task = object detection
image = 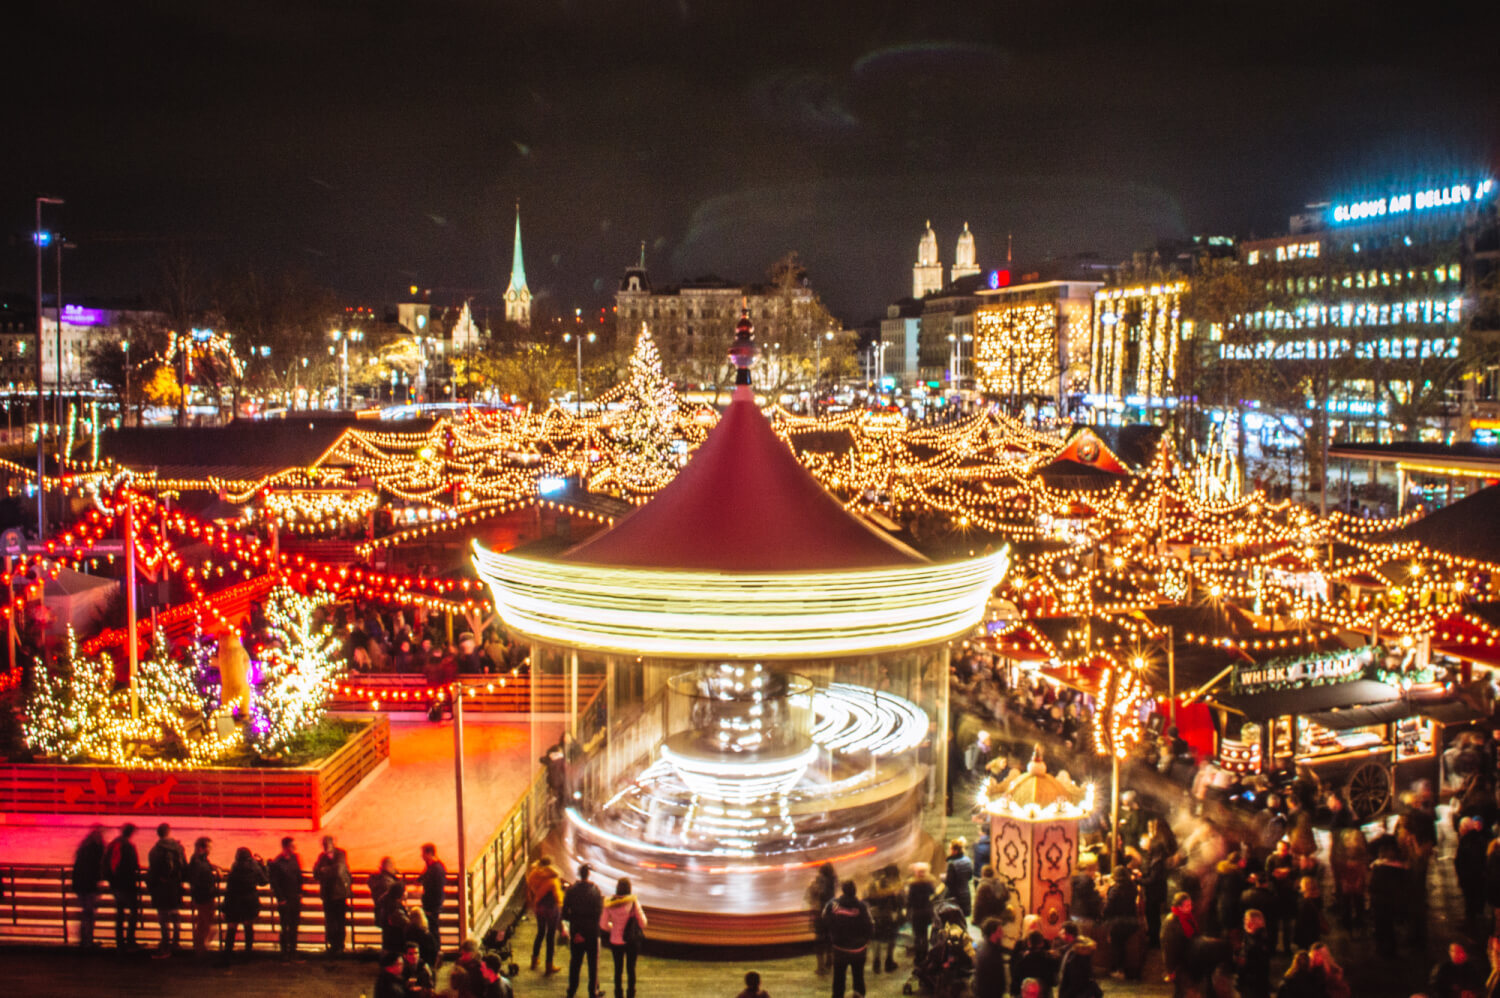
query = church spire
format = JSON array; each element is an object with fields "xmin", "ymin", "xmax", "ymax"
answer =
[{"xmin": 504, "ymin": 202, "xmax": 532, "ymax": 326}]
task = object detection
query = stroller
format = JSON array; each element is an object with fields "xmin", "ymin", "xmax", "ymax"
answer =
[
  {"xmin": 903, "ymin": 901, "xmax": 974, "ymax": 997},
  {"xmin": 480, "ymin": 910, "xmax": 524, "ymax": 978}
]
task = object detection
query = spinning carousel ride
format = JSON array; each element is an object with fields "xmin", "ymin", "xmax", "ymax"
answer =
[{"xmin": 474, "ymin": 312, "xmax": 1009, "ymax": 943}]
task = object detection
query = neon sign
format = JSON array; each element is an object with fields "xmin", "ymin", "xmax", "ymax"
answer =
[
  {"xmin": 1331, "ymin": 179, "xmax": 1494, "ymax": 225},
  {"xmin": 61, "ymin": 305, "xmax": 105, "ymax": 326}
]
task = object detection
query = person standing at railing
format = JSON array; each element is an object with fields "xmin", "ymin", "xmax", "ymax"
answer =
[
  {"xmin": 104, "ymin": 822, "xmax": 142, "ymax": 950},
  {"xmin": 269, "ymin": 836, "xmax": 304, "ymax": 958},
  {"xmin": 526, "ymin": 855, "xmax": 564, "ymax": 974},
  {"xmin": 562, "ymin": 863, "xmax": 604, "ymax": 998},
  {"xmin": 146, "ymin": 822, "xmax": 187, "ymax": 956},
  {"xmin": 419, "ymin": 843, "xmax": 447, "ymax": 955},
  {"xmin": 221, "ymin": 847, "xmax": 269, "ymax": 959},
  {"xmin": 187, "ymin": 837, "xmax": 219, "ymax": 953},
  {"xmin": 313, "ymin": 834, "xmax": 354, "ymax": 954},
  {"xmin": 70, "ymin": 824, "xmax": 106, "ymax": 949}
]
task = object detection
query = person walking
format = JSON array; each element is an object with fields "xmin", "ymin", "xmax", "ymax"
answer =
[
  {"xmin": 268, "ymin": 836, "xmax": 304, "ymax": 958},
  {"xmin": 525, "ymin": 855, "xmax": 564, "ymax": 973},
  {"xmin": 146, "ymin": 822, "xmax": 187, "ymax": 956},
  {"xmin": 1455, "ymin": 817, "xmax": 1488, "ymax": 935},
  {"xmin": 419, "ymin": 843, "xmax": 448, "ymax": 954},
  {"xmin": 944, "ymin": 837, "xmax": 974, "ymax": 921},
  {"xmin": 187, "ymin": 837, "xmax": 220, "ymax": 953},
  {"xmin": 1367, "ymin": 842, "xmax": 1407, "ymax": 955},
  {"xmin": 599, "ymin": 876, "xmax": 646, "ymax": 998},
  {"xmin": 905, "ymin": 861, "xmax": 940, "ymax": 968},
  {"xmin": 104, "ymin": 822, "xmax": 142, "ymax": 950},
  {"xmin": 821, "ymin": 880, "xmax": 873, "ymax": 998},
  {"xmin": 70, "ymin": 825, "xmax": 106, "ymax": 949},
  {"xmin": 806, "ymin": 862, "xmax": 838, "ymax": 975},
  {"xmin": 1103, "ymin": 866, "xmax": 1141, "ymax": 980},
  {"xmin": 221, "ymin": 846, "xmax": 268, "ymax": 958},
  {"xmin": 561, "ymin": 863, "xmax": 604, "ymax": 998},
  {"xmin": 864, "ymin": 864, "xmax": 903, "ymax": 975},
  {"xmin": 313, "ymin": 834, "xmax": 353, "ymax": 954},
  {"xmin": 1161, "ymin": 892, "xmax": 1197, "ymax": 994}
]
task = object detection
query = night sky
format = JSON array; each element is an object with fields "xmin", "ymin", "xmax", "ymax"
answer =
[{"xmin": 6, "ymin": 0, "xmax": 1498, "ymax": 324}]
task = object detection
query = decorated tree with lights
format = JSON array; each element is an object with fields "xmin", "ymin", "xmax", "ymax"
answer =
[
  {"xmin": 611, "ymin": 324, "xmax": 679, "ymax": 484},
  {"xmin": 247, "ymin": 586, "xmax": 343, "ymax": 756}
]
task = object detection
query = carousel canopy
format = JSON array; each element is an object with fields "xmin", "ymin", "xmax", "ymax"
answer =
[{"xmin": 561, "ymin": 393, "xmax": 925, "ymax": 572}]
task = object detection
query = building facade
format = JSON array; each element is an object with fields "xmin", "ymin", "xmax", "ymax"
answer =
[
  {"xmin": 503, "ymin": 206, "xmax": 532, "ymax": 327},
  {"xmin": 974, "ymin": 280, "xmax": 1101, "ymax": 408}
]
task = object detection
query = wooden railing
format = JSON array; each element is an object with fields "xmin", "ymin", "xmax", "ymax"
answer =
[
  {"xmin": 0, "ymin": 717, "xmax": 388, "ymax": 826},
  {"xmin": 0, "ymin": 861, "xmax": 455, "ymax": 952},
  {"xmin": 329, "ymin": 672, "xmax": 605, "ymax": 714}
]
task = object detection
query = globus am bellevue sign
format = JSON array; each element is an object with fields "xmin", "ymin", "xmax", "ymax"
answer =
[
  {"xmin": 1331, "ymin": 179, "xmax": 1495, "ymax": 225},
  {"xmin": 1231, "ymin": 645, "xmax": 1378, "ymax": 695}
]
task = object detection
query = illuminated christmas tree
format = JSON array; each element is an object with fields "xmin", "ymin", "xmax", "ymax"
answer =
[
  {"xmin": 612, "ymin": 323, "xmax": 679, "ymax": 484},
  {"xmin": 247, "ymin": 586, "xmax": 343, "ymax": 755}
]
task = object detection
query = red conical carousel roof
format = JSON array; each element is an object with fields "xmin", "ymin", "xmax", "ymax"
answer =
[{"xmin": 561, "ymin": 392, "xmax": 925, "ymax": 572}]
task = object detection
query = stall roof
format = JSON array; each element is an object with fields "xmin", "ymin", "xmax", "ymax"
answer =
[
  {"xmin": 1382, "ymin": 485, "xmax": 1500, "ymax": 567},
  {"xmin": 1213, "ymin": 679, "xmax": 1401, "ymax": 721}
]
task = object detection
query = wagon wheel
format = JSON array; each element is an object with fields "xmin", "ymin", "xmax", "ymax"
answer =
[{"xmin": 1345, "ymin": 761, "xmax": 1392, "ymax": 820}]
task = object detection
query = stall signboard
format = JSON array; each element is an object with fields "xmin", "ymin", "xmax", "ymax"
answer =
[{"xmin": 1231, "ymin": 645, "xmax": 1378, "ymax": 695}]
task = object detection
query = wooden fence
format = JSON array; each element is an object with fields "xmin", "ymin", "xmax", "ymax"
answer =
[
  {"xmin": 329, "ymin": 672, "xmax": 604, "ymax": 714},
  {"xmin": 0, "ymin": 860, "xmax": 456, "ymax": 952},
  {"xmin": 0, "ymin": 716, "xmax": 389, "ymax": 826},
  {"xmin": 464, "ymin": 766, "xmax": 551, "ymax": 938}
]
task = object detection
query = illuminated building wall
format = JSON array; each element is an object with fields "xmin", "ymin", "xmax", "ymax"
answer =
[
  {"xmin": 974, "ymin": 280, "xmax": 1100, "ymax": 404},
  {"xmin": 1088, "ymin": 281, "xmax": 1188, "ymax": 405}
]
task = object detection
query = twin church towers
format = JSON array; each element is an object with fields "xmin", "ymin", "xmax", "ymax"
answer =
[{"xmin": 913, "ymin": 220, "xmax": 980, "ymax": 299}]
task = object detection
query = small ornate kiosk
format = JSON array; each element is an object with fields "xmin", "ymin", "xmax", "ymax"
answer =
[{"xmin": 984, "ymin": 746, "xmax": 1093, "ymax": 938}]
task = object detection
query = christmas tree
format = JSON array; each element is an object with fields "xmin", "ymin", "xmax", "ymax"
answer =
[
  {"xmin": 248, "ymin": 586, "xmax": 343, "ymax": 755},
  {"xmin": 612, "ymin": 324, "xmax": 679, "ymax": 484}
]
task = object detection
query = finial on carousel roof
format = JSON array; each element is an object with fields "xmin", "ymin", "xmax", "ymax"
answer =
[
  {"xmin": 1028, "ymin": 743, "xmax": 1046, "ymax": 775},
  {"xmin": 729, "ymin": 306, "xmax": 756, "ymax": 393}
]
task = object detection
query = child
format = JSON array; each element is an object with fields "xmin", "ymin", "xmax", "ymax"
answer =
[{"xmin": 735, "ymin": 970, "xmax": 771, "ymax": 998}]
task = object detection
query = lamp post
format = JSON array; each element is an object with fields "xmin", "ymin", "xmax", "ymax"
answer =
[
  {"xmin": 33, "ymin": 195, "xmax": 63, "ymax": 542},
  {"xmin": 121, "ymin": 340, "xmax": 130, "ymax": 427},
  {"xmin": 563, "ymin": 329, "xmax": 595, "ymax": 416},
  {"xmin": 812, "ymin": 329, "xmax": 834, "ymax": 411}
]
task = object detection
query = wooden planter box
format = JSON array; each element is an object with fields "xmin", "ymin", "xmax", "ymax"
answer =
[{"xmin": 0, "ymin": 715, "xmax": 389, "ymax": 828}]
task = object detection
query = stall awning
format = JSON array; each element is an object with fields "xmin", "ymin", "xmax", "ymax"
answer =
[
  {"xmin": 1304, "ymin": 699, "xmax": 1414, "ymax": 730},
  {"xmin": 1213, "ymin": 679, "xmax": 1402, "ymax": 722}
]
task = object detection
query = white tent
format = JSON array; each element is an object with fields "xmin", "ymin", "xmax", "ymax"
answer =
[{"xmin": 41, "ymin": 567, "xmax": 120, "ymax": 637}]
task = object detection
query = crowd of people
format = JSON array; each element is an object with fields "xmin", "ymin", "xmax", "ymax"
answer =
[{"xmin": 69, "ymin": 825, "xmax": 450, "ymax": 967}]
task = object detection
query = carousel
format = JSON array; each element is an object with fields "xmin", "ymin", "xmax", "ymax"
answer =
[{"xmin": 474, "ymin": 312, "xmax": 1009, "ymax": 943}]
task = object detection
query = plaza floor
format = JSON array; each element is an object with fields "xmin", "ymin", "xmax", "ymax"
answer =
[{"xmin": 0, "ymin": 717, "xmax": 560, "ymax": 870}]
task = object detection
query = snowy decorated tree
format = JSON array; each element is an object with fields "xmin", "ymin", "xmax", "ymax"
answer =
[{"xmin": 248, "ymin": 586, "xmax": 344, "ymax": 755}]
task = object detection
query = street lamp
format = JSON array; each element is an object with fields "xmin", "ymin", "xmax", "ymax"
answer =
[
  {"xmin": 812, "ymin": 329, "xmax": 835, "ymax": 410},
  {"xmin": 121, "ymin": 340, "xmax": 130, "ymax": 427},
  {"xmin": 33, "ymin": 195, "xmax": 63, "ymax": 541},
  {"xmin": 562, "ymin": 329, "xmax": 596, "ymax": 415}
]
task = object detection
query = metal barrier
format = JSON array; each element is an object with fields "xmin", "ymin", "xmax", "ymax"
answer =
[
  {"xmin": 0, "ymin": 862, "xmax": 455, "ymax": 952},
  {"xmin": 464, "ymin": 766, "xmax": 550, "ymax": 938}
]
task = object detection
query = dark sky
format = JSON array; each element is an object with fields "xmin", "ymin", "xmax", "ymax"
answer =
[{"xmin": 5, "ymin": 0, "xmax": 1498, "ymax": 324}]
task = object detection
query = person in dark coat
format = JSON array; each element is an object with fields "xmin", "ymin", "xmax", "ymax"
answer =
[
  {"xmin": 419, "ymin": 843, "xmax": 447, "ymax": 954},
  {"xmin": 905, "ymin": 862, "xmax": 940, "ymax": 968},
  {"xmin": 1275, "ymin": 950, "xmax": 1320, "ymax": 998},
  {"xmin": 222, "ymin": 847, "xmax": 269, "ymax": 955},
  {"xmin": 1161, "ymin": 892, "xmax": 1198, "ymax": 992},
  {"xmin": 404, "ymin": 908, "xmax": 440, "ymax": 972},
  {"xmin": 1055, "ymin": 921, "xmax": 1099, "ymax": 998},
  {"xmin": 187, "ymin": 837, "xmax": 220, "ymax": 953},
  {"xmin": 400, "ymin": 939, "xmax": 436, "ymax": 994},
  {"xmin": 1264, "ymin": 839, "xmax": 1298, "ymax": 954},
  {"xmin": 1103, "ymin": 867, "xmax": 1141, "ymax": 979},
  {"xmin": 1240, "ymin": 872, "xmax": 1279, "ymax": 955},
  {"xmin": 70, "ymin": 825, "xmax": 106, "ymax": 949},
  {"xmin": 807, "ymin": 862, "xmax": 838, "ymax": 975},
  {"xmin": 1010, "ymin": 927, "xmax": 1057, "ymax": 997},
  {"xmin": 1428, "ymin": 940, "xmax": 1486, "ymax": 998},
  {"xmin": 268, "ymin": 836, "xmax": 304, "ymax": 957},
  {"xmin": 1235, "ymin": 909, "xmax": 1272, "ymax": 998},
  {"xmin": 944, "ymin": 838, "xmax": 974, "ymax": 920},
  {"xmin": 1213, "ymin": 853, "xmax": 1247, "ymax": 938},
  {"xmin": 104, "ymin": 822, "xmax": 142, "ymax": 949},
  {"xmin": 972, "ymin": 865, "xmax": 1008, "ymax": 929},
  {"xmin": 375, "ymin": 949, "xmax": 409, "ymax": 998},
  {"xmin": 1454, "ymin": 817, "xmax": 1489, "ymax": 934},
  {"xmin": 1140, "ymin": 819, "xmax": 1176, "ymax": 948},
  {"xmin": 864, "ymin": 864, "xmax": 903, "ymax": 975},
  {"xmin": 369, "ymin": 856, "xmax": 407, "ymax": 954},
  {"xmin": 313, "ymin": 834, "xmax": 353, "ymax": 954},
  {"xmin": 146, "ymin": 822, "xmax": 187, "ymax": 954},
  {"xmin": 561, "ymin": 863, "xmax": 604, "ymax": 998},
  {"xmin": 821, "ymin": 880, "xmax": 874, "ymax": 998},
  {"xmin": 1292, "ymin": 876, "xmax": 1324, "ymax": 951},
  {"xmin": 1367, "ymin": 843, "xmax": 1408, "ymax": 954},
  {"xmin": 973, "ymin": 918, "xmax": 1009, "ymax": 998}
]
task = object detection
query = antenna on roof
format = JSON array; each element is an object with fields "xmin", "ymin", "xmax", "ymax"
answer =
[
  {"xmin": 639, "ymin": 240, "xmax": 646, "ymax": 269},
  {"xmin": 1007, "ymin": 232, "xmax": 1013, "ymax": 264}
]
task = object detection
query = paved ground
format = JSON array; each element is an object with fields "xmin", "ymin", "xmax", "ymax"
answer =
[{"xmin": 0, "ymin": 718, "xmax": 560, "ymax": 870}]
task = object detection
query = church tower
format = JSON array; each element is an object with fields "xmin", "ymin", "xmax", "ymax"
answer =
[
  {"xmin": 951, "ymin": 222, "xmax": 979, "ymax": 283},
  {"xmin": 504, "ymin": 204, "xmax": 532, "ymax": 326},
  {"xmin": 913, "ymin": 220, "xmax": 943, "ymax": 299}
]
